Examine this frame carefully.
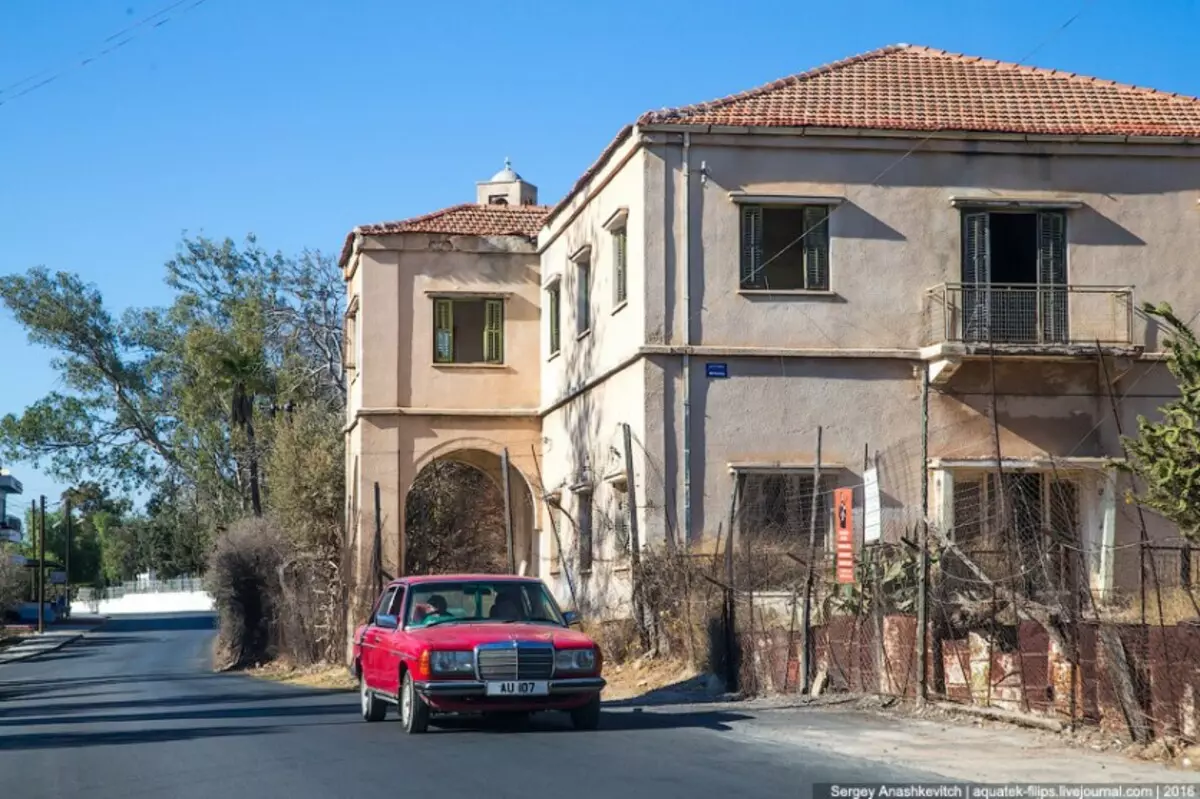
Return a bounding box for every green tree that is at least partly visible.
[1120,302,1200,542]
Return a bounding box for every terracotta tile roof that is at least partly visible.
[637,44,1200,138]
[339,203,549,267]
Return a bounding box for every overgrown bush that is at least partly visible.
[405,460,508,575]
[0,550,24,625]
[206,517,285,668]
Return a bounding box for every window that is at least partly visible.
[547,496,563,575]
[610,483,630,553]
[576,258,591,335]
[547,282,561,356]
[612,227,628,306]
[740,205,830,291]
[740,472,832,550]
[961,210,1067,344]
[577,489,594,574]
[488,194,508,205]
[372,586,398,624]
[343,298,359,371]
[949,471,1080,597]
[433,297,504,364]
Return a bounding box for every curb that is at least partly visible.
[0,617,110,666]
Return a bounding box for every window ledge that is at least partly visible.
[432,362,508,370]
[576,329,592,341]
[602,207,630,232]
[728,191,846,206]
[738,289,838,298]
[547,350,561,363]
[611,300,628,316]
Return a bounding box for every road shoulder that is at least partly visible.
[0,616,108,665]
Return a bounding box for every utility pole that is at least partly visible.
[37,495,46,634]
[64,496,72,620]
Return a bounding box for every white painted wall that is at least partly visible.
[71,590,214,616]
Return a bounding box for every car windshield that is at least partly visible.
[405,580,566,628]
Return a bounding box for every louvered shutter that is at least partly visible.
[962,213,991,343]
[484,299,504,363]
[548,286,561,354]
[740,205,763,287]
[1037,211,1068,344]
[802,206,830,290]
[434,299,454,362]
[614,229,627,305]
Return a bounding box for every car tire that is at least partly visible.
[568,694,601,731]
[399,671,430,734]
[360,674,387,722]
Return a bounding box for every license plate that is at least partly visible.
[485,680,549,697]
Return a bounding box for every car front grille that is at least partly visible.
[476,642,554,680]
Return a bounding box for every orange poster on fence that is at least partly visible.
[834,487,855,584]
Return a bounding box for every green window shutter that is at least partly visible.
[434,299,454,362]
[548,286,561,354]
[614,229,627,305]
[802,206,830,290]
[483,299,504,363]
[740,205,763,287]
[961,212,992,343]
[577,263,590,333]
[1037,211,1068,343]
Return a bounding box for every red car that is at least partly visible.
[351,574,606,733]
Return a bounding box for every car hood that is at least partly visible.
[406,622,596,649]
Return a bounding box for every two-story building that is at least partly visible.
[343,45,1200,617]
[0,469,23,545]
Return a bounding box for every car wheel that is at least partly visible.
[360,674,386,722]
[399,671,430,734]
[569,694,601,731]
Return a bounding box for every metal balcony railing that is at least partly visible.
[924,283,1135,348]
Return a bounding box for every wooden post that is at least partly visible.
[372,482,383,593]
[800,427,823,694]
[917,365,930,704]
[64,496,72,619]
[724,472,743,693]
[621,424,647,648]
[37,495,46,634]
[501,448,515,574]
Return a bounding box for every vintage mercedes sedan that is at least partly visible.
[351,574,606,733]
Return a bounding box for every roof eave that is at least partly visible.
[637,121,1200,145]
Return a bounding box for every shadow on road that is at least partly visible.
[0,686,333,719]
[0,724,288,751]
[429,707,754,734]
[99,614,216,633]
[0,701,352,728]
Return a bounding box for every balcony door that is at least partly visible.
[962,210,1067,344]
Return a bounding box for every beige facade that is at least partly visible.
[343,47,1200,620]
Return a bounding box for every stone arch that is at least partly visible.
[402,440,539,577]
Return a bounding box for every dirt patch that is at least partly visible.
[237,659,357,691]
[602,656,702,701]
[835,693,1200,773]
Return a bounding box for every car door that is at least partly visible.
[376,585,406,696]
[361,586,397,690]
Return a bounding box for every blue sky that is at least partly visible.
[1,0,1198,506]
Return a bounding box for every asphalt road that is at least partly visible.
[0,614,938,798]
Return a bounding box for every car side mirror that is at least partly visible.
[375,613,399,629]
[563,610,581,628]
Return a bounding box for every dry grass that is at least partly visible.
[601,656,699,701]
[1101,587,1200,625]
[241,659,357,691]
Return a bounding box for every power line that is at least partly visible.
[0,0,212,108]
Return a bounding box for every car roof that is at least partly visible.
[391,574,542,587]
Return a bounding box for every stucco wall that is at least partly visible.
[647,134,1200,352]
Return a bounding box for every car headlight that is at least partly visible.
[429,650,474,675]
[555,648,596,672]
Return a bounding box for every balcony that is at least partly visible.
[922,283,1139,384]
[0,473,23,495]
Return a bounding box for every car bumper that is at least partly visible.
[413,677,606,697]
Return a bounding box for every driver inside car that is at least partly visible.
[488,588,524,621]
